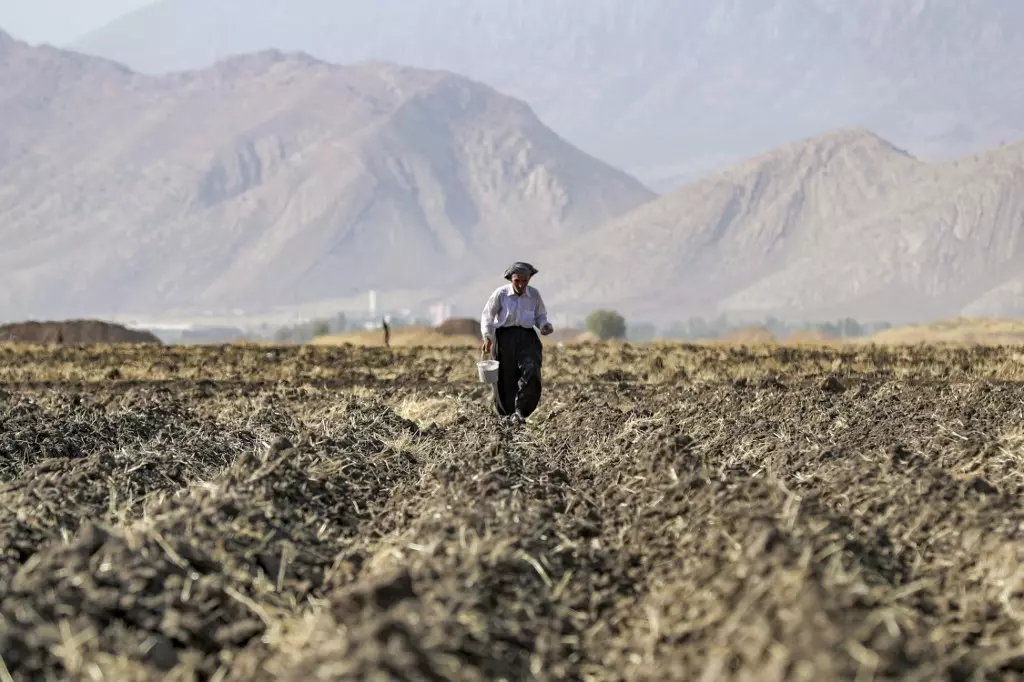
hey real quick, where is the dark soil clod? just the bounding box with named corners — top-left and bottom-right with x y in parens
top-left (140, 634), bottom-right (180, 670)
top-left (820, 374), bottom-right (846, 393)
top-left (969, 476), bottom-right (999, 495)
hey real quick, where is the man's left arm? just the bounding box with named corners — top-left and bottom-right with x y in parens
top-left (534, 291), bottom-right (553, 335)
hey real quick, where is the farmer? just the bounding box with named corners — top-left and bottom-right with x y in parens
top-left (480, 261), bottom-right (554, 422)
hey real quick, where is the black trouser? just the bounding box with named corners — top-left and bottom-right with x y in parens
top-left (492, 326), bottom-right (543, 418)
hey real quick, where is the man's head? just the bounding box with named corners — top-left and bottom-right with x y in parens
top-left (504, 262), bottom-right (538, 295)
top-left (510, 272), bottom-right (530, 294)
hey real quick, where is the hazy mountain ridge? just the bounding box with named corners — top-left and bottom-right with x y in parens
top-left (6, 23), bottom-right (1024, 324)
top-left (0, 32), bottom-right (654, 319)
top-left (69, 0), bottom-right (1024, 188)
top-left (528, 129), bottom-right (1024, 322)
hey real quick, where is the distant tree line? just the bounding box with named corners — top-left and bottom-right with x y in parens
top-left (660, 315), bottom-right (893, 340)
top-left (172, 312), bottom-right (352, 344)
top-left (160, 310), bottom-right (444, 346)
top-left (268, 311), bottom-right (436, 343)
top-left (582, 310), bottom-right (893, 342)
top-left (271, 312), bottom-right (348, 343)
top-left (167, 308), bottom-right (895, 346)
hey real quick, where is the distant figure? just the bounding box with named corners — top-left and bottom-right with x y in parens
top-left (480, 261), bottom-right (554, 423)
top-left (382, 317), bottom-right (390, 348)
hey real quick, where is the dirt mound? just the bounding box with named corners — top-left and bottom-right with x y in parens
top-left (782, 327), bottom-right (842, 344)
top-left (434, 317), bottom-right (481, 340)
top-left (0, 320), bottom-right (161, 345)
top-left (718, 325), bottom-right (778, 344)
top-left (871, 316), bottom-right (1024, 345)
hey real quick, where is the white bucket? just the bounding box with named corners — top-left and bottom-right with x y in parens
top-left (477, 359), bottom-right (499, 383)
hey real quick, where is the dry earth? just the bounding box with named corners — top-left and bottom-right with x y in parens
top-left (3, 341), bottom-right (1024, 680)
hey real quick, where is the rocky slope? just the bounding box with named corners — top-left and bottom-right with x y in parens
top-left (0, 31), bottom-right (654, 320)
top-left (531, 129), bottom-right (1024, 322)
top-left (70, 0), bottom-right (1024, 189)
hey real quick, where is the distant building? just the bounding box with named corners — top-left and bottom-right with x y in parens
top-left (428, 303), bottom-right (454, 326)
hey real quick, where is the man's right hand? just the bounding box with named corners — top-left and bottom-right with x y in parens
top-left (482, 338), bottom-right (493, 356)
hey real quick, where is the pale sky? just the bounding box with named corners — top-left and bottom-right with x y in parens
top-left (0, 0), bottom-right (155, 45)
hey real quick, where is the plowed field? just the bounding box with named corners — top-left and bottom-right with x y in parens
top-left (2, 341), bottom-right (1024, 681)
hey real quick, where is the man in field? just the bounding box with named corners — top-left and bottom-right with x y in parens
top-left (480, 262), bottom-right (554, 423)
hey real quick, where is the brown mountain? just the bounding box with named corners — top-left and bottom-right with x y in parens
top-left (528, 128), bottom-right (1024, 323)
top-left (0, 30), bottom-right (654, 320)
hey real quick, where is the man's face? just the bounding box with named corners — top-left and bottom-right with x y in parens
top-left (511, 273), bottom-right (530, 294)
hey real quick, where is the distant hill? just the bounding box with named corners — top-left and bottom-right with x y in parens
top-left (0, 31), bottom-right (654, 320)
top-left (0, 320), bottom-right (161, 345)
top-left (870, 318), bottom-right (1024, 346)
top-left (68, 0), bottom-right (1024, 189)
top-left (526, 128), bottom-right (1024, 322)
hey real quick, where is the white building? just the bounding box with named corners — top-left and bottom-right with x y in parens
top-left (428, 303), bottom-right (454, 326)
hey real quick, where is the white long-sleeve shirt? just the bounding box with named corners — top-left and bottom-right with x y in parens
top-left (480, 284), bottom-right (549, 341)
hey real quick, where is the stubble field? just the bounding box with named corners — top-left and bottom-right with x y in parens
top-left (2, 341), bottom-right (1024, 681)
